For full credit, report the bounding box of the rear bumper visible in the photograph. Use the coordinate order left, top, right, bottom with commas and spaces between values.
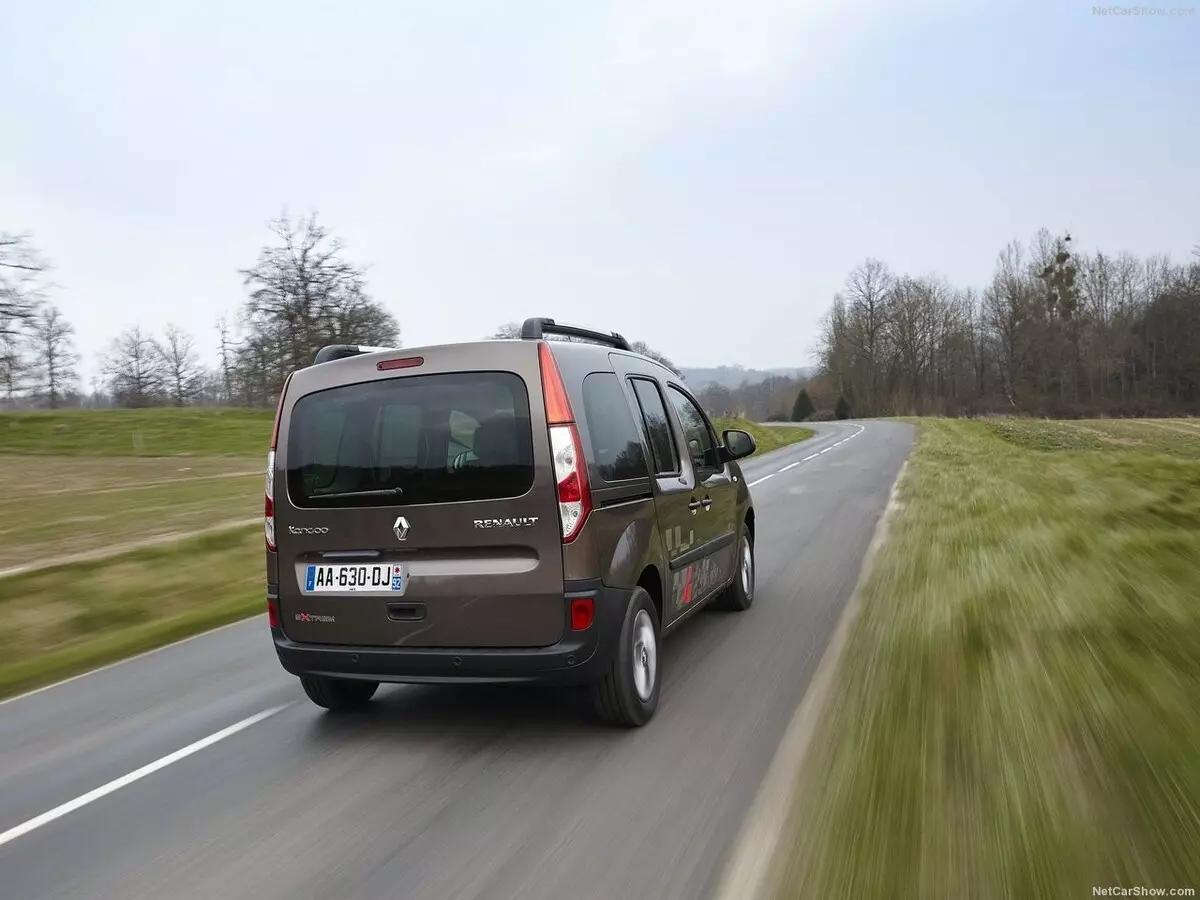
270, 579, 630, 687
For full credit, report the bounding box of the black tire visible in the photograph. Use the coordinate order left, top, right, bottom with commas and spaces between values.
713, 528, 754, 612
300, 675, 379, 712
591, 587, 662, 727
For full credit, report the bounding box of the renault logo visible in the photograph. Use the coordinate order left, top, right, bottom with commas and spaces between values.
393, 516, 410, 541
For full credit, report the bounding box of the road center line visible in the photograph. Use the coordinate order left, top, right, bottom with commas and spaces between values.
748, 422, 864, 487
0, 704, 289, 849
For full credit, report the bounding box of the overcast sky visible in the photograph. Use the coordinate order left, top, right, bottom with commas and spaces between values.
3, 0, 1198, 382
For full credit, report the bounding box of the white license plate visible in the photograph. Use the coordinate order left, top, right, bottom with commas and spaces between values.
303, 563, 407, 593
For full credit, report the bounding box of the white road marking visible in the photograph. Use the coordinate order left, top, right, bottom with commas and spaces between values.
752, 424, 867, 487
0, 704, 290, 849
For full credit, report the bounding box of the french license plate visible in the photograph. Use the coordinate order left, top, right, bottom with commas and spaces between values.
304, 563, 407, 594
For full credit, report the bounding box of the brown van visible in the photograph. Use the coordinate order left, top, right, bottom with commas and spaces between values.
265, 318, 758, 726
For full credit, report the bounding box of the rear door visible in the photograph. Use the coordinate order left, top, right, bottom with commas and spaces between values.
624, 375, 701, 627
275, 343, 566, 648
662, 382, 739, 593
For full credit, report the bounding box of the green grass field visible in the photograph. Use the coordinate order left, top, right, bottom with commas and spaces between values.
0, 408, 813, 698
0, 527, 263, 699
775, 418, 1200, 899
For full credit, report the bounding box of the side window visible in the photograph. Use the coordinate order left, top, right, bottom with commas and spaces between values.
667, 386, 719, 473
630, 377, 680, 476
582, 372, 649, 481
376, 403, 422, 468
447, 409, 480, 468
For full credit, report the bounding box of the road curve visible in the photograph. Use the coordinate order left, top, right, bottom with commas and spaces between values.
0, 420, 913, 900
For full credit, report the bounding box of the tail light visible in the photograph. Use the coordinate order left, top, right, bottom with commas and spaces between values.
265, 374, 292, 552
538, 342, 592, 543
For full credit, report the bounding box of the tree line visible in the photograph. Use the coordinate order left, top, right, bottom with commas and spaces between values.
812, 229, 1200, 418
1, 213, 684, 411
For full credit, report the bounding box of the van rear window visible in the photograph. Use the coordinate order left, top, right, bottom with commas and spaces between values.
285, 372, 535, 508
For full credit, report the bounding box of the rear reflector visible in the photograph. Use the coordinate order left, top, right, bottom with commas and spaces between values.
570, 597, 594, 630
267, 598, 280, 628
377, 356, 424, 371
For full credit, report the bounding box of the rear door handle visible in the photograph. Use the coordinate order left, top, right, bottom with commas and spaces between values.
688, 499, 703, 513
701, 498, 713, 510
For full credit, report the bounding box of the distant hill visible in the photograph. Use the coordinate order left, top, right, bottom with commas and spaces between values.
679, 365, 812, 390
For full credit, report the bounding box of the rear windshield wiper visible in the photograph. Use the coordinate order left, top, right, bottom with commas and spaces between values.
310, 487, 405, 501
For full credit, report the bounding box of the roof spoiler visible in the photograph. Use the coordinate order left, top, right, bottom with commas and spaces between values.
311, 344, 398, 365
519, 317, 632, 351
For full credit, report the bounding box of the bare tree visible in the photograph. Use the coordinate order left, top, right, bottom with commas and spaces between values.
0, 232, 48, 330
104, 325, 167, 408
0, 315, 27, 404
492, 322, 522, 339
237, 210, 400, 402
28, 304, 78, 409
157, 324, 203, 406
814, 227, 1200, 418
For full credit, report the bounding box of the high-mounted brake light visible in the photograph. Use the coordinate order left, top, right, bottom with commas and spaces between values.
377, 356, 424, 371
265, 373, 293, 552
538, 342, 592, 542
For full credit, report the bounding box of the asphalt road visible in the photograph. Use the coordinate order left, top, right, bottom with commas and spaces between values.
0, 420, 913, 900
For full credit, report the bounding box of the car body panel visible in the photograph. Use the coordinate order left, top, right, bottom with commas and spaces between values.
267, 333, 755, 685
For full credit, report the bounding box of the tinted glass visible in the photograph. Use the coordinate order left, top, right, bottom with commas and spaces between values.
631, 378, 679, 475
581, 372, 649, 481
667, 385, 719, 472
286, 371, 534, 508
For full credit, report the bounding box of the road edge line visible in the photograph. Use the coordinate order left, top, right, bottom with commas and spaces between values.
711, 450, 911, 900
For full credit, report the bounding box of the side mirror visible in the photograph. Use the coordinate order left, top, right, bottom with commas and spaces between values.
720, 429, 756, 462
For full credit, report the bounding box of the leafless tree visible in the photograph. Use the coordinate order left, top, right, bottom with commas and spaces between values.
157, 324, 203, 406
236, 209, 399, 402
28, 304, 78, 409
815, 227, 1200, 418
104, 325, 167, 408
0, 232, 48, 331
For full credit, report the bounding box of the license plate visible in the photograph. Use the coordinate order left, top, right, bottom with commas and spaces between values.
304, 563, 407, 594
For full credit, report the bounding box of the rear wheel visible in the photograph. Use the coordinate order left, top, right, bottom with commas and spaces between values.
300, 675, 379, 711
591, 587, 661, 727
713, 529, 754, 611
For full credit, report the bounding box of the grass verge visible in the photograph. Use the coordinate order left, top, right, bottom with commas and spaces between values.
774, 418, 1200, 899
0, 407, 273, 456
0, 527, 264, 700
716, 418, 815, 455
0, 456, 262, 569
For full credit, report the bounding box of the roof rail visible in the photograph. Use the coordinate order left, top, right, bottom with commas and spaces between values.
519, 317, 632, 352
311, 344, 397, 365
